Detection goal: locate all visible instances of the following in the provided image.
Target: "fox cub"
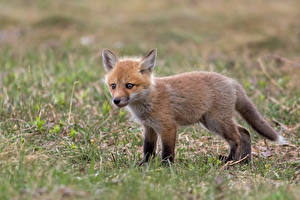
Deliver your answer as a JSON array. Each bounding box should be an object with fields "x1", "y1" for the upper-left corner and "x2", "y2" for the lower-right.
[{"x1": 102, "y1": 48, "x2": 285, "y2": 165}]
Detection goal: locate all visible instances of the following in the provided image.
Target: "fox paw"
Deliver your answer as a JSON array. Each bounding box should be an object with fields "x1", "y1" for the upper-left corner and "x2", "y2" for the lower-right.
[{"x1": 218, "y1": 155, "x2": 228, "y2": 162}]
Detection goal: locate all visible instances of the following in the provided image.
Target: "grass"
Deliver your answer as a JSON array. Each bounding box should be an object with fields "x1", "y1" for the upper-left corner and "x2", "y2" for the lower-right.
[{"x1": 0, "y1": 0, "x2": 299, "y2": 199}]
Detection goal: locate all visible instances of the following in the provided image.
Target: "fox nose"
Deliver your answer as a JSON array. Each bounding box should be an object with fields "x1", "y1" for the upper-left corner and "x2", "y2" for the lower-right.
[{"x1": 113, "y1": 98, "x2": 121, "y2": 105}]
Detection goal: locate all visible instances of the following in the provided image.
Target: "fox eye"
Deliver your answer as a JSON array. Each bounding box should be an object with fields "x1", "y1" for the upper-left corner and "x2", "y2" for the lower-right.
[
  {"x1": 125, "y1": 83, "x2": 134, "y2": 89},
  {"x1": 111, "y1": 83, "x2": 116, "y2": 89}
]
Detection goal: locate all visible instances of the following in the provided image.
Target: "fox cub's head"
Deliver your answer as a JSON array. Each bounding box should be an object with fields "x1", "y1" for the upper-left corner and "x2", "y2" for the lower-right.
[{"x1": 102, "y1": 49, "x2": 157, "y2": 107}]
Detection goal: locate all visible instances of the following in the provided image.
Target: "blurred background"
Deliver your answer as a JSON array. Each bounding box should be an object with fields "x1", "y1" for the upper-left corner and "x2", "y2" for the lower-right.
[
  {"x1": 1, "y1": 0, "x2": 300, "y2": 86},
  {"x1": 1, "y1": 0, "x2": 300, "y2": 87},
  {"x1": 1, "y1": 0, "x2": 300, "y2": 58}
]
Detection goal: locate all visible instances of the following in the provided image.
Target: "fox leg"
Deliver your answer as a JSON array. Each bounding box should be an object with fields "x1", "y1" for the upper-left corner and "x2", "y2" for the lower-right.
[
  {"x1": 200, "y1": 115, "x2": 241, "y2": 162},
  {"x1": 221, "y1": 122, "x2": 242, "y2": 162},
  {"x1": 237, "y1": 125, "x2": 251, "y2": 162},
  {"x1": 160, "y1": 125, "x2": 177, "y2": 163},
  {"x1": 225, "y1": 138, "x2": 240, "y2": 161},
  {"x1": 218, "y1": 125, "x2": 251, "y2": 163},
  {"x1": 138, "y1": 126, "x2": 158, "y2": 166}
]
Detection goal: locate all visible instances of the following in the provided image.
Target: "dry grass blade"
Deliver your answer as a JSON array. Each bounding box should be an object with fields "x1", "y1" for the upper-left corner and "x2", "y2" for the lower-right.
[
  {"x1": 228, "y1": 155, "x2": 250, "y2": 166},
  {"x1": 258, "y1": 58, "x2": 284, "y2": 92},
  {"x1": 68, "y1": 81, "x2": 79, "y2": 124},
  {"x1": 219, "y1": 155, "x2": 250, "y2": 171}
]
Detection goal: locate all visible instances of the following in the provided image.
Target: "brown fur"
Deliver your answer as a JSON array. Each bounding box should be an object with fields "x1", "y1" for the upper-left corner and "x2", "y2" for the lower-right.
[{"x1": 102, "y1": 49, "x2": 280, "y2": 164}]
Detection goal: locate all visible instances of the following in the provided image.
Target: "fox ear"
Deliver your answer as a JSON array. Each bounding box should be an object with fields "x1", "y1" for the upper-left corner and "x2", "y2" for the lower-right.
[
  {"x1": 102, "y1": 49, "x2": 118, "y2": 71},
  {"x1": 139, "y1": 48, "x2": 157, "y2": 73}
]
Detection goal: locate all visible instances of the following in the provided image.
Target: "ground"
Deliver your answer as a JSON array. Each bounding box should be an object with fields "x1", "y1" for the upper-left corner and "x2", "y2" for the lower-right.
[{"x1": 0, "y1": 0, "x2": 299, "y2": 199}]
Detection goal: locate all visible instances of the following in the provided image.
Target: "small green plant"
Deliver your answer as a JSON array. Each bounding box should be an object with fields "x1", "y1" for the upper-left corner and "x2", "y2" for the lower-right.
[
  {"x1": 33, "y1": 116, "x2": 46, "y2": 132},
  {"x1": 119, "y1": 110, "x2": 127, "y2": 122},
  {"x1": 53, "y1": 92, "x2": 66, "y2": 106},
  {"x1": 207, "y1": 156, "x2": 222, "y2": 167},
  {"x1": 50, "y1": 124, "x2": 61, "y2": 134},
  {"x1": 69, "y1": 128, "x2": 77, "y2": 140},
  {"x1": 70, "y1": 142, "x2": 77, "y2": 149},
  {"x1": 34, "y1": 103, "x2": 40, "y2": 112},
  {"x1": 258, "y1": 79, "x2": 266, "y2": 89},
  {"x1": 102, "y1": 100, "x2": 111, "y2": 117}
]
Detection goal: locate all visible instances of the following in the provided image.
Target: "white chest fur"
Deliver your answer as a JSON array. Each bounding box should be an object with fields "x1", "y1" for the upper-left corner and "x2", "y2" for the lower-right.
[{"x1": 127, "y1": 102, "x2": 160, "y2": 133}]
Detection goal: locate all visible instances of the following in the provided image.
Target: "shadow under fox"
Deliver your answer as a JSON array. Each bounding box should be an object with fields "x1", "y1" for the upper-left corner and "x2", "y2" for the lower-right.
[{"x1": 102, "y1": 48, "x2": 285, "y2": 165}]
